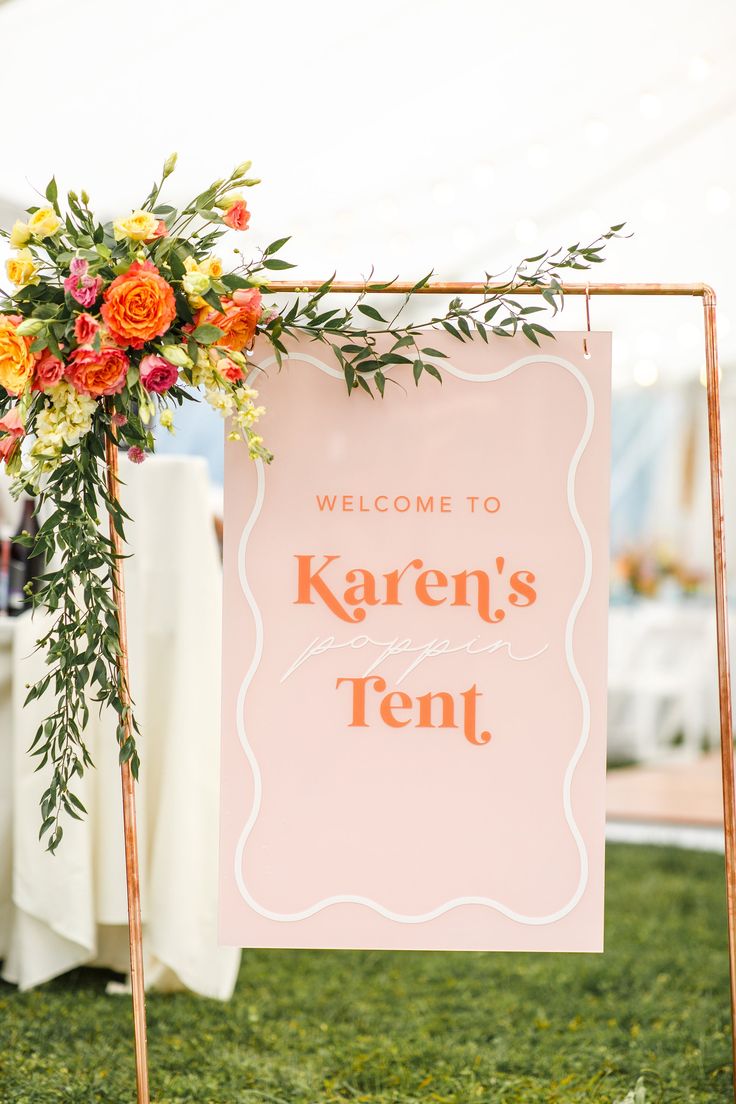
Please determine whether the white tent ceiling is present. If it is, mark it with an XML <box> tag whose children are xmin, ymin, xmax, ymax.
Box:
<box><xmin>0</xmin><ymin>0</ymin><xmax>734</xmax><ymax>389</ymax></box>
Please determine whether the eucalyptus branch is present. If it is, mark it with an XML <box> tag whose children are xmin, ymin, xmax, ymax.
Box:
<box><xmin>254</xmin><ymin>223</ymin><xmax>627</xmax><ymax>394</ymax></box>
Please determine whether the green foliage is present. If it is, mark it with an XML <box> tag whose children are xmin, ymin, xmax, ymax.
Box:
<box><xmin>0</xmin><ymin>845</ymin><xmax>730</xmax><ymax>1101</ymax></box>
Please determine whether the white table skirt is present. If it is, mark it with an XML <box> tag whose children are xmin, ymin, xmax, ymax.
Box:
<box><xmin>0</xmin><ymin>454</ymin><xmax>239</xmax><ymax>999</ymax></box>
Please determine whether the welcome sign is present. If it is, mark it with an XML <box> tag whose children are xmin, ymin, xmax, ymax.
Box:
<box><xmin>219</xmin><ymin>331</ymin><xmax>611</xmax><ymax>952</ymax></box>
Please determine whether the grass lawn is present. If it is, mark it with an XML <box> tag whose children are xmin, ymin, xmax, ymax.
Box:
<box><xmin>0</xmin><ymin>844</ymin><xmax>732</xmax><ymax>1103</ymax></box>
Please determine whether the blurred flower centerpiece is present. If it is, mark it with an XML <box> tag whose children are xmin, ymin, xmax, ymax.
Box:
<box><xmin>612</xmin><ymin>543</ymin><xmax>707</xmax><ymax>600</ymax></box>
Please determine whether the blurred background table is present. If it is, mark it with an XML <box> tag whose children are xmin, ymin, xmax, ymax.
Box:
<box><xmin>0</xmin><ymin>454</ymin><xmax>239</xmax><ymax>999</ymax></box>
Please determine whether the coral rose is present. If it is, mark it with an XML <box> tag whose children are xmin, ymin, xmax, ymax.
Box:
<box><xmin>218</xmin><ymin>356</ymin><xmax>245</xmax><ymax>383</ymax></box>
<box><xmin>0</xmin><ymin>315</ymin><xmax>35</xmax><ymax>395</ymax></box>
<box><xmin>0</xmin><ymin>405</ymin><xmax>25</xmax><ymax>437</ymax></box>
<box><xmin>0</xmin><ymin>435</ymin><xmax>20</xmax><ymax>464</ymax></box>
<box><xmin>223</xmin><ymin>200</ymin><xmax>250</xmax><ymax>231</ymax></box>
<box><xmin>0</xmin><ymin>406</ymin><xmax>25</xmax><ymax>464</ymax></box>
<box><xmin>194</xmin><ymin>288</ymin><xmax>261</xmax><ymax>352</ymax></box>
<box><xmin>74</xmin><ymin>313</ymin><xmax>100</xmax><ymax>346</ymax></box>
<box><xmin>32</xmin><ymin>350</ymin><xmax>65</xmax><ymax>392</ymax></box>
<box><xmin>66</xmin><ymin>345</ymin><xmax>130</xmax><ymax>397</ymax></box>
<box><xmin>140</xmin><ymin>353</ymin><xmax>178</xmax><ymax>394</ymax></box>
<box><xmin>101</xmin><ymin>260</ymin><xmax>176</xmax><ymax>349</ymax></box>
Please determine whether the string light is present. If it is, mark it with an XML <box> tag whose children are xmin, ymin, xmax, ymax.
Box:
<box><xmin>431</xmin><ymin>180</ymin><xmax>456</xmax><ymax>206</ymax></box>
<box><xmin>584</xmin><ymin>119</ymin><xmax>609</xmax><ymax>146</ymax></box>
<box><xmin>688</xmin><ymin>55</ymin><xmax>711</xmax><ymax>83</ymax></box>
<box><xmin>514</xmin><ymin>217</ymin><xmax>538</xmax><ymax>244</ymax></box>
<box><xmin>633</xmin><ymin>359</ymin><xmax>659</xmax><ymax>387</ymax></box>
<box><xmin>526</xmin><ymin>144</ymin><xmax>550</xmax><ymax>169</ymax></box>
<box><xmin>706</xmin><ymin>185</ymin><xmax>731</xmax><ymax>215</ymax></box>
<box><xmin>639</xmin><ymin>93</ymin><xmax>662</xmax><ymax>120</ymax></box>
<box><xmin>471</xmin><ymin>163</ymin><xmax>494</xmax><ymax>190</ymax></box>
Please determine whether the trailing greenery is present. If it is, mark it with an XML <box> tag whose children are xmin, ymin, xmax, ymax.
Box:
<box><xmin>0</xmin><ymin>845</ymin><xmax>731</xmax><ymax>1102</ymax></box>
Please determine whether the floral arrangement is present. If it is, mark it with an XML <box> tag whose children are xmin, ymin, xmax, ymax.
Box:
<box><xmin>0</xmin><ymin>153</ymin><xmax>625</xmax><ymax>849</ymax></box>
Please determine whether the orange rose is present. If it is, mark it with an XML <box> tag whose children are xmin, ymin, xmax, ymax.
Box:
<box><xmin>66</xmin><ymin>345</ymin><xmax>130</xmax><ymax>397</ymax></box>
<box><xmin>0</xmin><ymin>314</ymin><xmax>35</xmax><ymax>396</ymax></box>
<box><xmin>101</xmin><ymin>260</ymin><xmax>176</xmax><ymax>349</ymax></box>
<box><xmin>195</xmin><ymin>288</ymin><xmax>262</xmax><ymax>352</ymax></box>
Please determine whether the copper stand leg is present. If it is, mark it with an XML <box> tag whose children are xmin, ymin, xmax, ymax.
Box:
<box><xmin>105</xmin><ymin>428</ymin><xmax>151</xmax><ymax>1104</ymax></box>
<box><xmin>703</xmin><ymin>288</ymin><xmax>736</xmax><ymax>1098</ymax></box>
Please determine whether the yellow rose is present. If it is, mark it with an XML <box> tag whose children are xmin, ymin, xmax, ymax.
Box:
<box><xmin>28</xmin><ymin>207</ymin><xmax>61</xmax><ymax>239</ymax></box>
<box><xmin>10</xmin><ymin>221</ymin><xmax>31</xmax><ymax>248</ymax></box>
<box><xmin>5</xmin><ymin>249</ymin><xmax>39</xmax><ymax>287</ymax></box>
<box><xmin>0</xmin><ymin>315</ymin><xmax>36</xmax><ymax>395</ymax></box>
<box><xmin>113</xmin><ymin>209</ymin><xmax>159</xmax><ymax>242</ymax></box>
<box><xmin>200</xmin><ymin>256</ymin><xmax>223</xmax><ymax>279</ymax></box>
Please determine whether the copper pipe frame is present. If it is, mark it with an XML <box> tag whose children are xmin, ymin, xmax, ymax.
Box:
<box><xmin>104</xmin><ymin>418</ymin><xmax>150</xmax><ymax>1104</ymax></box>
<box><xmin>269</xmin><ymin>278</ymin><xmax>735</xmax><ymax>1090</ymax></box>
<box><xmin>103</xmin><ymin>279</ymin><xmax>734</xmax><ymax>1102</ymax></box>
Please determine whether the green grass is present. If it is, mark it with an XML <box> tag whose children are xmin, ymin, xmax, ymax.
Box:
<box><xmin>0</xmin><ymin>844</ymin><xmax>732</xmax><ymax>1103</ymax></box>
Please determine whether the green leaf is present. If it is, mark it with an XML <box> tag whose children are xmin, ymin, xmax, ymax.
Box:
<box><xmin>264</xmin><ymin>236</ymin><xmax>291</xmax><ymax>256</ymax></box>
<box><xmin>421</xmin><ymin>347</ymin><xmax>448</xmax><ymax>358</ymax></box>
<box><xmin>262</xmin><ymin>258</ymin><xmax>296</xmax><ymax>270</ymax></box>
<box><xmin>442</xmin><ymin>321</ymin><xmax>463</xmax><ymax>341</ymax></box>
<box><xmin>168</xmin><ymin>250</ymin><xmax>187</xmax><ymax>280</ymax></box>
<box><xmin>357</xmin><ymin>304</ymin><xmax>387</xmax><ymax>323</ymax></box>
<box><xmin>201</xmin><ymin>287</ymin><xmax>224</xmax><ymax>313</ymax></box>
<box><xmin>192</xmin><ymin>323</ymin><xmax>225</xmax><ymax>345</ymax></box>
<box><xmin>522</xmin><ymin>323</ymin><xmax>540</xmax><ymax>346</ymax></box>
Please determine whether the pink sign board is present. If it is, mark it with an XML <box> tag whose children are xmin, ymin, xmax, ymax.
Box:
<box><xmin>219</xmin><ymin>331</ymin><xmax>611</xmax><ymax>951</ymax></box>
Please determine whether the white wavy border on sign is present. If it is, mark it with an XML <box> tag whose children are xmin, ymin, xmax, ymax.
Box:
<box><xmin>234</xmin><ymin>350</ymin><xmax>595</xmax><ymax>925</ymax></box>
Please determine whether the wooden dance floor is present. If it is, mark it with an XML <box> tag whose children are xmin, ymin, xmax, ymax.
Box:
<box><xmin>607</xmin><ymin>753</ymin><xmax>724</xmax><ymax>827</ymax></box>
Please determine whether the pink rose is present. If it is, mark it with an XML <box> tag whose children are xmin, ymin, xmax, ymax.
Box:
<box><xmin>223</xmin><ymin>200</ymin><xmax>250</xmax><ymax>231</ymax></box>
<box><xmin>152</xmin><ymin>220</ymin><xmax>168</xmax><ymax>239</ymax></box>
<box><xmin>219</xmin><ymin>356</ymin><xmax>245</xmax><ymax>383</ymax></box>
<box><xmin>32</xmin><ymin>350</ymin><xmax>65</xmax><ymax>392</ymax></box>
<box><xmin>139</xmin><ymin>353</ymin><xmax>178</xmax><ymax>393</ymax></box>
<box><xmin>64</xmin><ymin>258</ymin><xmax>103</xmax><ymax>308</ymax></box>
<box><xmin>74</xmin><ymin>313</ymin><xmax>100</xmax><ymax>346</ymax></box>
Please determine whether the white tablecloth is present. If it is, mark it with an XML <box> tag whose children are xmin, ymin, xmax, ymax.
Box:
<box><xmin>0</xmin><ymin>454</ymin><xmax>239</xmax><ymax>999</ymax></box>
